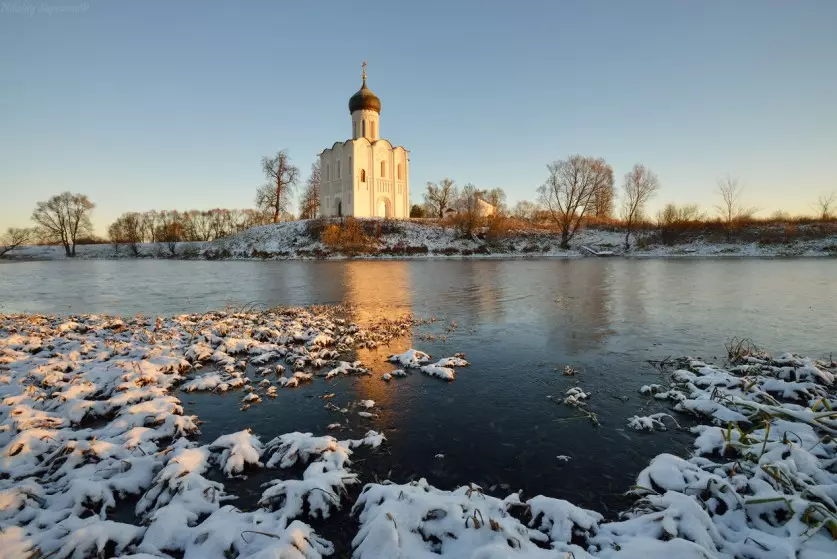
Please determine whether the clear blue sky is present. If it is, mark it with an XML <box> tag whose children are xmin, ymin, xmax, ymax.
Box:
<box><xmin>1</xmin><ymin>0</ymin><xmax>835</xmax><ymax>233</ymax></box>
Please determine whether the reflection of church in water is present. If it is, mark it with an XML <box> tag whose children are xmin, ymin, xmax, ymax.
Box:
<box><xmin>341</xmin><ymin>262</ymin><xmax>414</xmax><ymax>406</ymax></box>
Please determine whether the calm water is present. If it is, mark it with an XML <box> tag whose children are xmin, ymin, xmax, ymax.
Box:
<box><xmin>1</xmin><ymin>259</ymin><xmax>835</xmax><ymax>515</ymax></box>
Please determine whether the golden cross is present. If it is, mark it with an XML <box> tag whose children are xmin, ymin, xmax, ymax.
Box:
<box><xmin>362</xmin><ymin>61</ymin><xmax>367</xmax><ymax>82</ymax></box>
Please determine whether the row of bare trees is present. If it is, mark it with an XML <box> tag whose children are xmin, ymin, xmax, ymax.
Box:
<box><xmin>1</xmin><ymin>191</ymin><xmax>97</xmax><ymax>258</ymax></box>
<box><xmin>421</xmin><ymin>179</ymin><xmax>507</xmax><ymax>219</ymax></box>
<box><xmin>536</xmin><ymin>155</ymin><xmax>665</xmax><ymax>249</ymax></box>
<box><xmin>107</xmin><ymin>208</ymin><xmax>273</xmax><ymax>255</ymax></box>
<box><xmin>532</xmin><ymin>156</ymin><xmax>835</xmax><ymax>248</ymax></box>
<box><xmin>253</xmin><ymin>150</ymin><xmax>322</xmax><ymax>221</ymax></box>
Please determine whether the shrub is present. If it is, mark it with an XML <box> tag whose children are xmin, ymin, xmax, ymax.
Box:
<box><xmin>435</xmin><ymin>247</ymin><xmax>460</xmax><ymax>256</ymax></box>
<box><xmin>379</xmin><ymin>243</ymin><xmax>429</xmax><ymax>256</ymax></box>
<box><xmin>485</xmin><ymin>215</ymin><xmax>514</xmax><ymax>243</ymax></box>
<box><xmin>305</xmin><ymin>218</ymin><xmax>328</xmax><ymax>240</ymax></box>
<box><xmin>320</xmin><ymin>217</ymin><xmax>378</xmax><ymax>256</ymax></box>
<box><xmin>181</xmin><ymin>244</ymin><xmax>201</xmax><ymax>259</ymax></box>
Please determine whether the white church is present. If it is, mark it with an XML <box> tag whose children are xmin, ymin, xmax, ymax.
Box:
<box><xmin>319</xmin><ymin>63</ymin><xmax>410</xmax><ymax>218</ymax></box>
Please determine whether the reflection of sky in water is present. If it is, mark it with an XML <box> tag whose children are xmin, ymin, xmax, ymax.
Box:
<box><xmin>2</xmin><ymin>259</ymin><xmax>835</xmax><ymax>513</ymax></box>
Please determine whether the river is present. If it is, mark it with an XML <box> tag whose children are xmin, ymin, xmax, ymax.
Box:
<box><xmin>1</xmin><ymin>258</ymin><xmax>834</xmax><ymax>515</ymax></box>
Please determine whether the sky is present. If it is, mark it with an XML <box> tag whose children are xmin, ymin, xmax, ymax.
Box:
<box><xmin>1</xmin><ymin>0</ymin><xmax>835</xmax><ymax>234</ymax></box>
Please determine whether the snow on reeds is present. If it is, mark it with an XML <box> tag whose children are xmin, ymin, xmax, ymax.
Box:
<box><xmin>1</xmin><ymin>309</ymin><xmax>835</xmax><ymax>558</ymax></box>
<box><xmin>0</xmin><ymin>308</ymin><xmax>442</xmax><ymax>557</ymax></box>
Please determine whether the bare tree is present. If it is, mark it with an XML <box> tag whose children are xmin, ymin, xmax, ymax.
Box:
<box><xmin>155</xmin><ymin>211</ymin><xmax>183</xmax><ymax>256</ymax></box>
<box><xmin>815</xmin><ymin>192</ymin><xmax>835</xmax><ymax>220</ymax></box>
<box><xmin>454</xmin><ymin>183</ymin><xmax>482</xmax><ymax>236</ymax></box>
<box><xmin>621</xmin><ymin>164</ymin><xmax>660</xmax><ymax>249</ymax></box>
<box><xmin>537</xmin><ymin>155</ymin><xmax>613</xmax><ymax>249</ymax></box>
<box><xmin>298</xmin><ymin>161</ymin><xmax>321</xmax><ymax>220</ymax></box>
<box><xmin>715</xmin><ymin>176</ymin><xmax>757</xmax><ymax>239</ymax></box>
<box><xmin>31</xmin><ymin>192</ymin><xmax>95</xmax><ymax>257</ymax></box>
<box><xmin>656</xmin><ymin>203</ymin><xmax>704</xmax><ymax>245</ymax></box>
<box><xmin>142</xmin><ymin>210</ymin><xmax>159</xmax><ymax>243</ymax></box>
<box><xmin>0</xmin><ymin>227</ymin><xmax>33</xmax><ymax>258</ymax></box>
<box><xmin>424</xmin><ymin>178</ymin><xmax>457</xmax><ymax>219</ymax></box>
<box><xmin>656</xmin><ymin>203</ymin><xmax>703</xmax><ymax>226</ymax></box>
<box><xmin>770</xmin><ymin>209</ymin><xmax>790</xmax><ymax>221</ymax></box>
<box><xmin>512</xmin><ymin>200</ymin><xmax>539</xmax><ymax>221</ymax></box>
<box><xmin>480</xmin><ymin>188</ymin><xmax>507</xmax><ymax>214</ymax></box>
<box><xmin>180</xmin><ymin>210</ymin><xmax>213</xmax><ymax>242</ymax></box>
<box><xmin>107</xmin><ymin>212</ymin><xmax>145</xmax><ymax>256</ymax></box>
<box><xmin>256</xmin><ymin>150</ymin><xmax>300</xmax><ymax>223</ymax></box>
<box><xmin>591</xmin><ymin>178</ymin><xmax>616</xmax><ymax>218</ymax></box>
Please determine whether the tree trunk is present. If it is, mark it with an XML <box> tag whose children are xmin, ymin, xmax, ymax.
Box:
<box><xmin>560</xmin><ymin>229</ymin><xmax>570</xmax><ymax>249</ymax></box>
<box><xmin>624</xmin><ymin>230</ymin><xmax>631</xmax><ymax>251</ymax></box>
<box><xmin>64</xmin><ymin>242</ymin><xmax>71</xmax><ymax>257</ymax></box>
<box><xmin>273</xmin><ymin>173</ymin><xmax>281</xmax><ymax>223</ymax></box>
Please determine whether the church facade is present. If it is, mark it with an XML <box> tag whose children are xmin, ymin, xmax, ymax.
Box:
<box><xmin>319</xmin><ymin>64</ymin><xmax>410</xmax><ymax>218</ymax></box>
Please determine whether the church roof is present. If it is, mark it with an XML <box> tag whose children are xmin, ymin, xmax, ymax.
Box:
<box><xmin>348</xmin><ymin>63</ymin><xmax>381</xmax><ymax>114</ymax></box>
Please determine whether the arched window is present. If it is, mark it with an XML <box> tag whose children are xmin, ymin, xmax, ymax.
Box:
<box><xmin>326</xmin><ymin>164</ymin><xmax>330</xmax><ymax>181</ymax></box>
<box><xmin>380</xmin><ymin>161</ymin><xmax>385</xmax><ymax>177</ymax></box>
<box><xmin>360</xmin><ymin>169</ymin><xmax>366</xmax><ymax>183</ymax></box>
<box><xmin>337</xmin><ymin>160</ymin><xmax>341</xmax><ymax>179</ymax></box>
<box><xmin>397</xmin><ymin>164</ymin><xmax>402</xmax><ymax>180</ymax></box>
<box><xmin>371</xmin><ymin>121</ymin><xmax>376</xmax><ymax>139</ymax></box>
<box><xmin>362</xmin><ymin>120</ymin><xmax>366</xmax><ymax>137</ymax></box>
<box><xmin>353</xmin><ymin>121</ymin><xmax>357</xmax><ymax>138</ymax></box>
<box><xmin>349</xmin><ymin>156</ymin><xmax>352</xmax><ymax>175</ymax></box>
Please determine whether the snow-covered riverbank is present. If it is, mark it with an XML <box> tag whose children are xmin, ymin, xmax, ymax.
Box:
<box><xmin>1</xmin><ymin>308</ymin><xmax>835</xmax><ymax>558</ymax></box>
<box><xmin>5</xmin><ymin>220</ymin><xmax>837</xmax><ymax>261</ymax></box>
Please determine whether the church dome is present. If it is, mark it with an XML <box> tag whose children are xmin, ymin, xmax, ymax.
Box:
<box><xmin>349</xmin><ymin>75</ymin><xmax>381</xmax><ymax>114</ymax></box>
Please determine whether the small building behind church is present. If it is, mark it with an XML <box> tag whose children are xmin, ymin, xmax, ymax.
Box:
<box><xmin>319</xmin><ymin>64</ymin><xmax>410</xmax><ymax>219</ymax></box>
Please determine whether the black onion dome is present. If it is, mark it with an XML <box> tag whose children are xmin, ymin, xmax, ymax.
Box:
<box><xmin>348</xmin><ymin>78</ymin><xmax>381</xmax><ymax>114</ymax></box>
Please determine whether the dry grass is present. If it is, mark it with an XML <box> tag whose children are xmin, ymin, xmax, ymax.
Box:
<box><xmin>485</xmin><ymin>215</ymin><xmax>516</xmax><ymax>242</ymax></box>
<box><xmin>320</xmin><ymin>217</ymin><xmax>379</xmax><ymax>255</ymax></box>
<box><xmin>645</xmin><ymin>219</ymin><xmax>837</xmax><ymax>246</ymax></box>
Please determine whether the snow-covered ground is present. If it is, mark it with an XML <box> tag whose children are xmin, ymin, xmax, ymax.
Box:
<box><xmin>5</xmin><ymin>219</ymin><xmax>837</xmax><ymax>261</ymax></box>
<box><xmin>1</xmin><ymin>306</ymin><xmax>835</xmax><ymax>558</ymax></box>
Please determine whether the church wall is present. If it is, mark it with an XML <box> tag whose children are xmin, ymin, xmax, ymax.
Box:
<box><xmin>319</xmin><ymin>143</ymin><xmax>354</xmax><ymax>217</ymax></box>
<box><xmin>352</xmin><ymin>141</ymin><xmax>372</xmax><ymax>218</ymax></box>
<box><xmin>321</xmin><ymin>141</ymin><xmax>409</xmax><ymax>219</ymax></box>
<box><xmin>393</xmin><ymin>147</ymin><xmax>409</xmax><ymax>218</ymax></box>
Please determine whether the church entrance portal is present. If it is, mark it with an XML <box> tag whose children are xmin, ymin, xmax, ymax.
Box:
<box><xmin>376</xmin><ymin>198</ymin><xmax>391</xmax><ymax>218</ymax></box>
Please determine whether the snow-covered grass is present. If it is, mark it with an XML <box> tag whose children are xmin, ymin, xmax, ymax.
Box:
<box><xmin>0</xmin><ymin>307</ymin><xmax>459</xmax><ymax>558</ymax></box>
<box><xmin>5</xmin><ymin>218</ymin><xmax>837</xmax><ymax>261</ymax></box>
<box><xmin>1</xmin><ymin>308</ymin><xmax>835</xmax><ymax>557</ymax></box>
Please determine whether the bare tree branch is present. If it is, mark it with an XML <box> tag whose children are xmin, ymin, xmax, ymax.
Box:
<box><xmin>512</xmin><ymin>200</ymin><xmax>540</xmax><ymax>220</ymax></box>
<box><xmin>0</xmin><ymin>228</ymin><xmax>34</xmax><ymax>258</ymax></box>
<box><xmin>424</xmin><ymin>178</ymin><xmax>457</xmax><ymax>219</ymax></box>
<box><xmin>715</xmin><ymin>176</ymin><xmax>757</xmax><ymax>239</ymax></box>
<box><xmin>31</xmin><ymin>192</ymin><xmax>95</xmax><ymax>257</ymax></box>
<box><xmin>454</xmin><ymin>183</ymin><xmax>482</xmax><ymax>236</ymax></box>
<box><xmin>480</xmin><ymin>188</ymin><xmax>507</xmax><ymax>214</ymax></box>
<box><xmin>256</xmin><ymin>150</ymin><xmax>300</xmax><ymax>223</ymax></box>
<box><xmin>621</xmin><ymin>164</ymin><xmax>660</xmax><ymax>249</ymax></box>
<box><xmin>815</xmin><ymin>192</ymin><xmax>835</xmax><ymax>220</ymax></box>
<box><xmin>298</xmin><ymin>161</ymin><xmax>321</xmax><ymax>220</ymax></box>
<box><xmin>108</xmin><ymin>212</ymin><xmax>145</xmax><ymax>256</ymax></box>
<box><xmin>537</xmin><ymin>155</ymin><xmax>613</xmax><ymax>248</ymax></box>
<box><xmin>591</xmin><ymin>179</ymin><xmax>616</xmax><ymax>218</ymax></box>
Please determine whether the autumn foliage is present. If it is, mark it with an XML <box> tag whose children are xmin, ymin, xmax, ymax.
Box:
<box><xmin>320</xmin><ymin>218</ymin><xmax>379</xmax><ymax>255</ymax></box>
